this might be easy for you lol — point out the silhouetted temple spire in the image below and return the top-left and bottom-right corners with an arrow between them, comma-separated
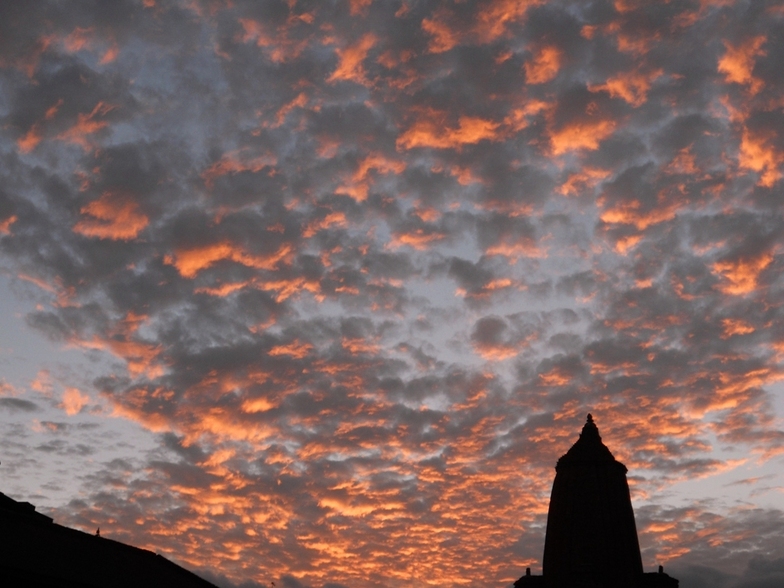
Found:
543,413 -> 642,587
515,414 -> 678,588
556,413 -> 615,464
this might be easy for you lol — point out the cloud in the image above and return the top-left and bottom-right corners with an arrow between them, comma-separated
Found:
0,397 -> 40,412
524,45 -> 562,84
73,190 -> 149,241
718,36 -> 767,95
396,110 -> 503,151
61,388 -> 89,416
328,33 -> 377,85
0,1 -> 783,587
734,557 -> 784,588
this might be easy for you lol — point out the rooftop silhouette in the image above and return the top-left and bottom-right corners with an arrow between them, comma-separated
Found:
0,490 -> 217,588
515,414 -> 679,588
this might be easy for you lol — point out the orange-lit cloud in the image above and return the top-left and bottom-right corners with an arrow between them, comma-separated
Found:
714,367 -> 782,404
337,153 -> 406,201
17,273 -> 57,294
56,102 -> 115,150
504,99 -> 550,132
349,0 -> 373,17
165,241 -> 292,278
397,112 -> 502,151
600,200 -> 678,230
718,36 -> 767,94
618,34 -> 659,56
269,340 -> 313,358
17,98 -> 66,153
109,391 -> 172,433
538,369 -> 571,387
413,206 -> 441,222
524,46 -> 562,84
237,18 -> 308,63
342,337 -> 380,354
549,118 -> 617,155
613,234 -> 643,255
421,13 -> 458,54
474,0 -> 543,42
73,191 -> 149,240
195,281 -> 252,297
473,341 -> 519,361
202,150 -> 277,187
13,34 -> 55,78
664,147 -> 700,176
589,69 -> 663,107
558,167 -> 611,196
76,334 -> 163,379
0,215 -> 17,235
256,277 -> 321,302
456,277 -> 517,301
45,99 -> 64,120
721,318 -> 755,338
30,370 -> 53,396
62,387 -> 89,415
18,124 -> 42,153
100,43 -> 119,64
274,92 -> 308,126
738,129 -> 783,187
303,211 -> 347,237
485,240 -> 545,262
328,33 -> 377,85
387,229 -> 445,250
241,397 -> 276,413
712,252 -> 773,295
63,27 -> 94,53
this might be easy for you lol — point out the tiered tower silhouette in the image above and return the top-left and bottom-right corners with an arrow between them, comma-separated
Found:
515,414 -> 678,588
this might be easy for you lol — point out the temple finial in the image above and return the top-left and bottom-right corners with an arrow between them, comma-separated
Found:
586,413 -> 593,424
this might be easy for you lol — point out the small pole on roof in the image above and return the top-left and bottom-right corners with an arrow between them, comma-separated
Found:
96,527 -> 100,537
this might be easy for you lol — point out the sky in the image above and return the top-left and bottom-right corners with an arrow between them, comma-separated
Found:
0,0 -> 783,587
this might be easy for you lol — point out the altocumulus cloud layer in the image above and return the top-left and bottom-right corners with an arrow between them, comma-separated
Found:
0,0 -> 784,586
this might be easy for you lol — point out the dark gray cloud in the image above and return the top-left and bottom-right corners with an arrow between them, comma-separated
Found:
0,397 -> 39,412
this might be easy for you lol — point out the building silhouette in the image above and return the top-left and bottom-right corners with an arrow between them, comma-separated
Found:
0,490 -> 217,587
515,414 -> 678,588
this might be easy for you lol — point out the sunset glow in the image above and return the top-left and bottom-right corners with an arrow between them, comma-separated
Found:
0,2 -> 783,588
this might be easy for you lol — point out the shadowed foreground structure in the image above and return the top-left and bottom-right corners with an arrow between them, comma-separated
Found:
516,415 -> 679,588
0,490 -> 217,588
